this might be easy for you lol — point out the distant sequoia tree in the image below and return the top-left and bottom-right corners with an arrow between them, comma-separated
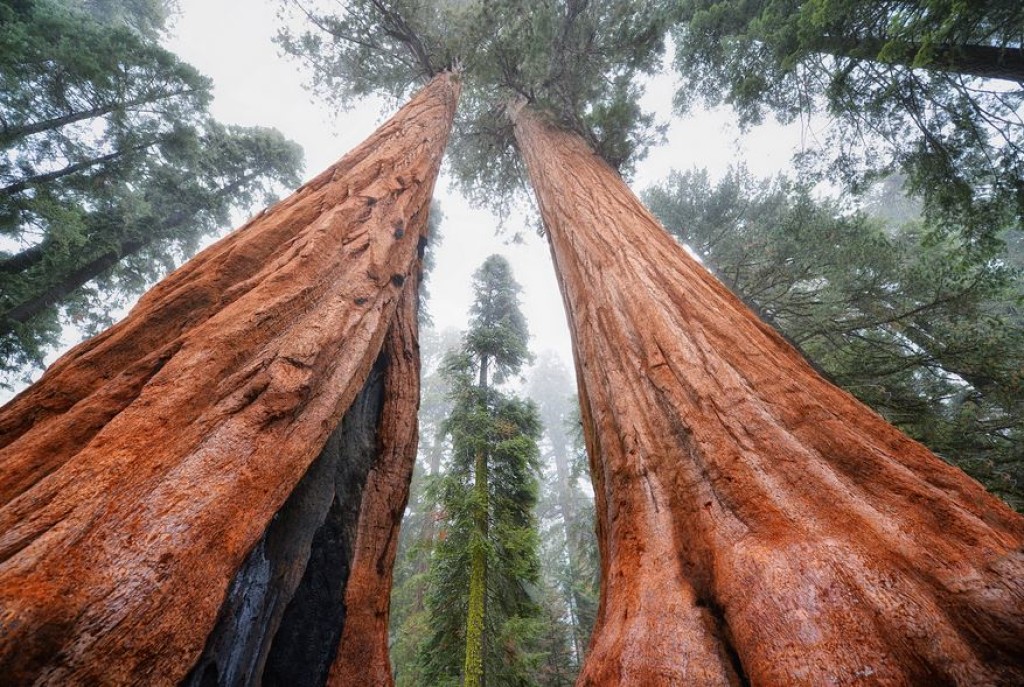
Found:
0,1 -> 1021,686
419,255 -> 544,687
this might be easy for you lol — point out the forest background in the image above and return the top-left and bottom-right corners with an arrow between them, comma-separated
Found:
1,0 -> 1021,682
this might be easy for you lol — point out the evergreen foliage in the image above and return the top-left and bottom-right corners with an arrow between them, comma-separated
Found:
645,168 -> 1024,508
276,0 -> 677,208
0,0 -> 302,380
673,0 -> 1024,244
415,255 -> 546,686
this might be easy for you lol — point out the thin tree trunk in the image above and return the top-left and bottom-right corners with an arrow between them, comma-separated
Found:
552,440 -> 593,667
419,440 -> 444,548
0,173 -> 257,332
550,440 -> 586,661
0,88 -> 200,147
464,354 -> 490,687
464,445 -> 488,687
511,103 -> 1024,686
0,244 -> 43,274
0,141 -> 150,196
0,72 -> 459,686
1,236 -> 147,327
821,38 -> 1024,82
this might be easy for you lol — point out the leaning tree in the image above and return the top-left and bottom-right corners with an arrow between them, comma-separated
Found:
0,72 -> 460,686
512,100 -> 1024,684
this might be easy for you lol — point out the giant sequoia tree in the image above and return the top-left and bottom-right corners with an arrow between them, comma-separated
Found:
4,0 -> 1017,682
512,101 -> 1024,684
0,72 -> 459,686
278,1 -> 1024,682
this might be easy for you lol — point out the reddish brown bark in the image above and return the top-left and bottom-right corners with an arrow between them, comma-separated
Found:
327,267 -> 421,687
512,104 -> 1024,686
0,73 -> 459,686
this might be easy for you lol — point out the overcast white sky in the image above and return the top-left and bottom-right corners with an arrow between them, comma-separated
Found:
2,0 -> 810,401
170,0 -> 810,369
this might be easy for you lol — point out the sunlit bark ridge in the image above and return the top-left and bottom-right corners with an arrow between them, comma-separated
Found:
512,103 -> 1024,686
0,72 -> 459,686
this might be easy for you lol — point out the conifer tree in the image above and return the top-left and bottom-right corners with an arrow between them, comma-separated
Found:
512,98 -> 1024,686
0,0 -> 303,378
419,255 -> 544,687
673,0 -> 1024,242
0,71 -> 459,686
529,354 -> 599,677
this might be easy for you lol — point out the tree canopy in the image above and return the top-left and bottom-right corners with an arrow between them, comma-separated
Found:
0,0 -> 302,381
276,0 -> 677,207
673,0 -> 1024,244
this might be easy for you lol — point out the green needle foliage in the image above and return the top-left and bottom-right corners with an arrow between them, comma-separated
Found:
645,168 -> 1024,509
417,255 -> 545,686
673,0 -> 1024,244
0,0 -> 303,381
276,0 -> 678,208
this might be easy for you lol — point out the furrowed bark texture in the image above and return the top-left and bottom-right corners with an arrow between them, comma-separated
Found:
512,104 -> 1024,686
183,272 -> 422,687
182,344 -> 388,687
326,268 -> 421,687
0,72 -> 459,686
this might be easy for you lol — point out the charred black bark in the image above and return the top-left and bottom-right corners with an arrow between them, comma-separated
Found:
181,352 -> 389,687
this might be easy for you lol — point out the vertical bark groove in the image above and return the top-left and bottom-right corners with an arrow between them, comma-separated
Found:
327,265 -> 423,687
512,103 -> 1024,686
0,73 -> 459,686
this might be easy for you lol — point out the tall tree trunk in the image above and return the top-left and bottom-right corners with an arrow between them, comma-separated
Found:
511,103 -> 1024,686
181,271 -> 423,687
0,72 -> 460,686
464,356 -> 490,687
